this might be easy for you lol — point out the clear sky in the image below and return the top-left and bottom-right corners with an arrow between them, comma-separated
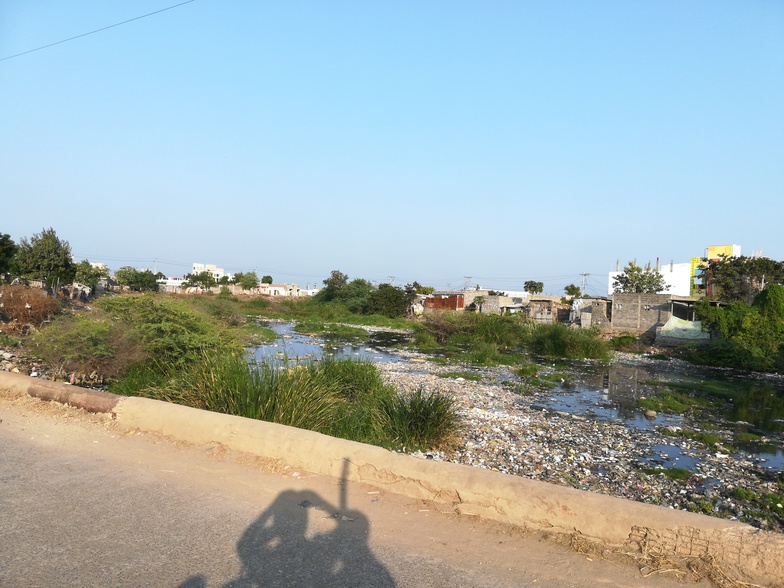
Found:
2,1 -> 782,295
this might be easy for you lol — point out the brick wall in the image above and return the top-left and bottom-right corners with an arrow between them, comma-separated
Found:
611,293 -> 672,335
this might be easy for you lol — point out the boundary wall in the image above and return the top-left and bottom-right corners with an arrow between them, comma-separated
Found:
1,371 -> 782,586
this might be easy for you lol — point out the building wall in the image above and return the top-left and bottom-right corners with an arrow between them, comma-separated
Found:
424,293 -> 464,311
192,263 -> 226,281
610,293 -> 672,336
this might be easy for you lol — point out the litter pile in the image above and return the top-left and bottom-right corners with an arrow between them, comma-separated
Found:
377,354 -> 784,533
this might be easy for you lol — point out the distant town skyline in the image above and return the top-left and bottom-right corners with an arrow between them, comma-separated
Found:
3,2 -> 782,297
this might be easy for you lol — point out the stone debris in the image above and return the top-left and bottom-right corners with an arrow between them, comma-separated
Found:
377,352 -> 784,533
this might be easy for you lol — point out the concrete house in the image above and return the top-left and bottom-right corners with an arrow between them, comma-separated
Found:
579,293 -> 705,342
258,283 -> 301,297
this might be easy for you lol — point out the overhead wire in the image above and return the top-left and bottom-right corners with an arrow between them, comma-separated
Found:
0,0 -> 197,62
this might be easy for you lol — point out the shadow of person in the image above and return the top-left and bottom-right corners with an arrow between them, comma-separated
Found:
179,458 -> 395,588
222,488 -> 395,588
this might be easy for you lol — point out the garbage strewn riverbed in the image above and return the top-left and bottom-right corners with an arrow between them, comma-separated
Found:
376,351 -> 784,533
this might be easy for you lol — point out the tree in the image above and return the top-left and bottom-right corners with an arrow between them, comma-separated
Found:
183,271 -> 216,290
239,271 -> 259,290
261,275 -> 273,284
74,260 -> 109,288
473,295 -> 486,313
405,281 -> 435,299
612,262 -> 668,294
564,284 -> 581,298
524,281 -> 544,294
704,255 -> 784,303
0,233 -> 17,277
114,266 -> 160,292
337,278 -> 375,313
13,227 -> 75,287
487,290 -> 506,296
316,270 -> 350,302
364,283 -> 410,318
695,284 -> 784,372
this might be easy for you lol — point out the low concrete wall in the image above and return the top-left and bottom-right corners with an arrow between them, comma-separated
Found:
2,371 -> 782,584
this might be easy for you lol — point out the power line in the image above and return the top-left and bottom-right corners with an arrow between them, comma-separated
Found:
1,0 -> 197,62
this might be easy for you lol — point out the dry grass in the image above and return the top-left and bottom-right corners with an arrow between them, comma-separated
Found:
0,285 -> 61,329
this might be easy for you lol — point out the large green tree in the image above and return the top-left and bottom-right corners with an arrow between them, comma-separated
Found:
0,233 -> 17,277
316,270 -> 350,302
13,227 -> 75,287
74,260 -> 109,288
364,283 -> 412,318
114,266 -> 160,291
612,262 -> 668,294
695,284 -> 784,372
239,271 -> 260,290
183,271 -> 216,290
524,280 -> 544,294
704,255 -> 784,303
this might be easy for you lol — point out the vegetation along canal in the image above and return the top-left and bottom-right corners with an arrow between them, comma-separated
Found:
256,322 -> 784,531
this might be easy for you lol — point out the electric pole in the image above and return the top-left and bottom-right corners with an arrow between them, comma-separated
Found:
580,273 -> 589,296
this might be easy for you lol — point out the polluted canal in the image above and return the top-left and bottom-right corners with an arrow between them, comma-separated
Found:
254,322 -> 784,532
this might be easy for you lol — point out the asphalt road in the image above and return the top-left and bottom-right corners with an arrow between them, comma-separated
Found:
0,395 -> 689,587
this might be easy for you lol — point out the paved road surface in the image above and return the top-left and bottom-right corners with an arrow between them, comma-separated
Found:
0,395 -> 690,587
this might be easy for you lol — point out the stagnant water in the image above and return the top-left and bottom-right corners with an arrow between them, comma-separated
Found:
254,322 -> 784,472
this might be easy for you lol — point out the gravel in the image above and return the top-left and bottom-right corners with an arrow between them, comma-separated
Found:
377,351 -> 784,533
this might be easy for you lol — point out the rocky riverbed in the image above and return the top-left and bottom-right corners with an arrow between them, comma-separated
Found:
3,342 -> 783,533
377,351 -> 784,533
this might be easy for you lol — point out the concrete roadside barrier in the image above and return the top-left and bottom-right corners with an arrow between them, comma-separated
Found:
2,371 -> 782,585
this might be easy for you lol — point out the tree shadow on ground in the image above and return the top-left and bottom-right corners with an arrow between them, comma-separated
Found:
178,459 -> 396,588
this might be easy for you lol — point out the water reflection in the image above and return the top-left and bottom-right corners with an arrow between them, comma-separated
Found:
561,362 -> 784,471
253,322 -> 407,365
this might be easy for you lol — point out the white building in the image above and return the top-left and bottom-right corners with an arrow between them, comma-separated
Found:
192,263 -> 228,281
608,261 -> 694,297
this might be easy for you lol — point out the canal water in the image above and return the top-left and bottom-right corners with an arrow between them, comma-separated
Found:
253,322 -> 784,472
252,321 -> 408,364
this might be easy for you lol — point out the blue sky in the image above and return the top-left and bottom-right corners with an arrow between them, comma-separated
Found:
2,1 -> 782,295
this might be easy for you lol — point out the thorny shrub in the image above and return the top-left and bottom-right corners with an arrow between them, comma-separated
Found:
0,285 -> 61,329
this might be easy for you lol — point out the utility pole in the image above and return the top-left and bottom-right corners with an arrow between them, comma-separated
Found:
463,276 -> 472,291
387,276 -> 395,286
580,273 -> 590,296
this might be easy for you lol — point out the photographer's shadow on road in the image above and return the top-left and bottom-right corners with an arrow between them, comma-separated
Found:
178,459 -> 396,588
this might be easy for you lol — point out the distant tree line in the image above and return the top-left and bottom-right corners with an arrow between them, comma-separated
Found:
315,270 -> 433,318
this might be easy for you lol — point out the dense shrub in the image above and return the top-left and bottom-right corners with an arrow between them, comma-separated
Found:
31,313 -> 145,379
524,323 -> 610,360
129,352 -> 462,452
0,285 -> 61,328
95,295 -> 236,369
694,285 -> 784,372
380,387 -> 461,451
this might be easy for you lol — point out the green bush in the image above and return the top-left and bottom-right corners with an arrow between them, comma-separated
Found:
380,387 -> 461,451
124,352 -> 462,453
31,312 -> 145,379
525,323 -> 610,360
96,295 -> 236,369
